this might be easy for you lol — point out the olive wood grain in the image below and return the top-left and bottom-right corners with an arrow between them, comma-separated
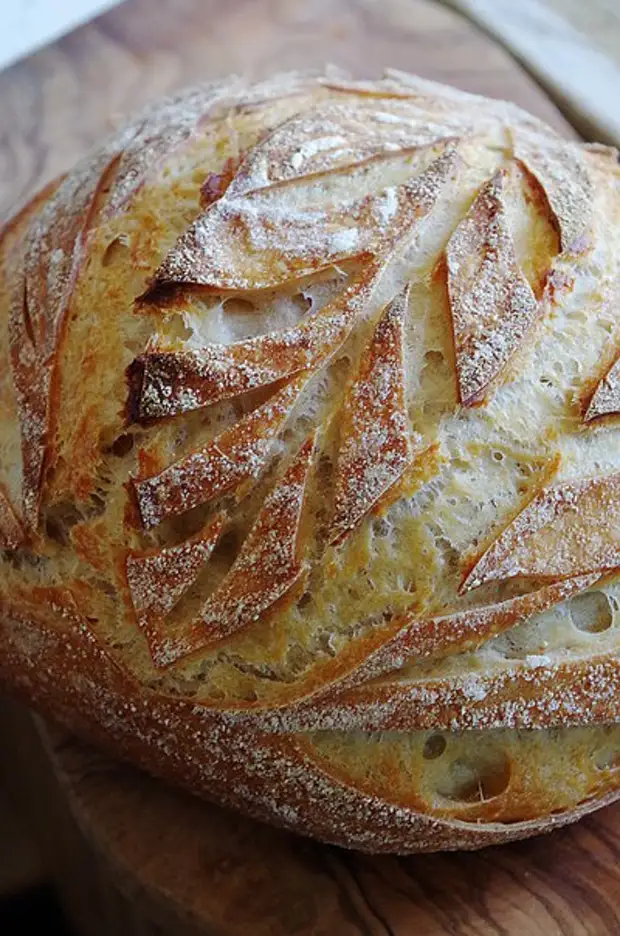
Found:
1,0 -> 615,934
0,0 -> 577,222
41,722 -> 620,936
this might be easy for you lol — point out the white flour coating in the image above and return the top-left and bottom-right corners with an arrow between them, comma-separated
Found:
329,287 -> 417,544
512,127 -> 594,251
586,355 -> 620,421
133,373 -> 312,528
155,142 -> 461,292
463,473 -> 620,590
2,68 -> 620,853
126,514 -> 224,617
446,169 -> 539,406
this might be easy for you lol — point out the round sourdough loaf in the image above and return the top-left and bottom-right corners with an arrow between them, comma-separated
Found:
1,70 -> 620,853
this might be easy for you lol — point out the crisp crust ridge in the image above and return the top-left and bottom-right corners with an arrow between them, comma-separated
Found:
446,169 -> 539,406
585,353 -> 620,423
1,69 -> 619,854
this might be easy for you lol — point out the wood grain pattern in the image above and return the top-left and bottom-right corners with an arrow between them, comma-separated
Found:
0,0 -> 577,222
0,0 -> 616,933
43,725 -> 620,936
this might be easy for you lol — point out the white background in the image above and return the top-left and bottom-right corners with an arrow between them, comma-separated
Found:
0,0 -> 124,71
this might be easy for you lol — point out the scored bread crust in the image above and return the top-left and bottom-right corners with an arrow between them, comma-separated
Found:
1,69 -> 620,853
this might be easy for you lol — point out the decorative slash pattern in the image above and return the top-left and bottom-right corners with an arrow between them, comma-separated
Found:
196,434 -> 316,642
6,70 -> 620,853
306,573 -> 602,704
131,274 -> 375,421
126,513 -> 225,618
156,434 -> 316,666
126,514 -> 224,664
132,373 -> 311,529
462,473 -> 620,591
284,652 -> 620,734
102,80 -> 244,217
8,269 -> 50,529
125,83 -> 606,677
131,145 -> 461,420
330,287 -> 417,545
128,125 -> 462,659
446,169 -> 539,406
585,354 -> 620,422
225,101 -> 461,196
513,129 -> 594,252
124,130 -> 463,664
152,144 -> 461,293
6,79 -> 254,532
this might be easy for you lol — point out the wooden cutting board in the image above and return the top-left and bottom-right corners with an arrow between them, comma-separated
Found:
1,1 -> 619,933
0,0 -> 577,220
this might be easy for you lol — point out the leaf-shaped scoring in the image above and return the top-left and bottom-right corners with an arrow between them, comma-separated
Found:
156,434 -> 316,667
8,272 -> 49,530
122,81 -> 608,698
130,273 -> 375,421
11,152 -> 118,527
226,101 -> 463,196
9,80 -> 242,530
282,649 -> 620,733
126,514 -> 225,616
267,573 -> 602,730
131,146 -> 461,425
585,353 -> 620,422
512,128 -> 594,253
462,472 -> 620,592
296,573 -> 602,710
329,286 -> 418,545
132,372 -> 312,529
126,513 -> 225,660
154,188 -> 368,292
103,80 -> 246,217
446,168 -> 539,406
152,144 -> 461,292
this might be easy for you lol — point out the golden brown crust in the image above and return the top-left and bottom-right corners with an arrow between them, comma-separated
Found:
131,272 -> 374,421
0,484 -> 24,549
0,182 -> 61,541
1,70 -> 619,854
512,128 -> 594,253
3,601 -> 620,853
445,169 -> 539,406
284,652 -> 620,734
277,573 -> 602,709
149,434 -> 317,666
584,352 -> 620,423
151,141 -> 461,293
125,512 -> 226,664
132,372 -> 312,528
462,473 -> 620,591
329,287 -> 417,544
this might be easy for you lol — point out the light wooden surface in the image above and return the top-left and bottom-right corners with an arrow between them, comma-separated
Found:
1,1 -> 619,933
44,722 -> 620,936
0,0 -> 577,222
442,0 -> 620,144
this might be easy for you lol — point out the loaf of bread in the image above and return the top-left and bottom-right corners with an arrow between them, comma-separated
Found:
1,69 -> 619,853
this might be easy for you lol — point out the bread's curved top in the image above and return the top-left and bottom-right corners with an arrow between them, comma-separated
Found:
1,70 -> 620,849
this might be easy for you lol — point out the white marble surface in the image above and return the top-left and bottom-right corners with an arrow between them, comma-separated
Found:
0,0 -> 124,71
442,0 -> 620,145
